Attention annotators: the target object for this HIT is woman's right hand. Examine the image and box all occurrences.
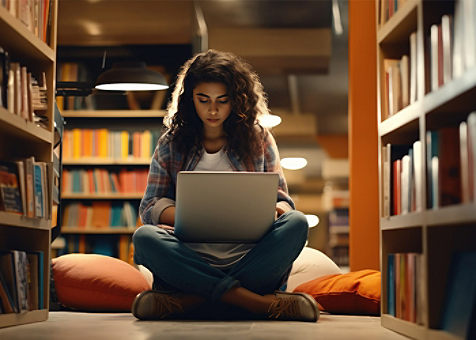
[159,206,176,226]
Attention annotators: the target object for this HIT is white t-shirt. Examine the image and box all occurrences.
[185,147,255,269]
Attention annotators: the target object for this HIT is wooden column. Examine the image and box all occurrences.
[348,0,380,271]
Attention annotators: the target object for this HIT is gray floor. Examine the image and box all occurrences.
[0,312,409,339]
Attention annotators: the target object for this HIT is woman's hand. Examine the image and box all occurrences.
[159,206,175,226]
[275,206,285,220]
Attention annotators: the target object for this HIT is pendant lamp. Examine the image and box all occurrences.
[94,62,169,91]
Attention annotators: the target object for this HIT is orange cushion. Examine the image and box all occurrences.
[293,269,381,315]
[52,254,151,311]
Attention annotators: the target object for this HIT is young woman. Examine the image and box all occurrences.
[132,49,319,322]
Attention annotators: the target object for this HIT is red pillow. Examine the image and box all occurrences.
[52,254,151,311]
[294,269,381,315]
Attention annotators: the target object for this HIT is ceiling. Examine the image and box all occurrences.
[57,0,349,200]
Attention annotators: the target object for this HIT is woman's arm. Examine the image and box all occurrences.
[262,129,295,214]
[139,135,177,225]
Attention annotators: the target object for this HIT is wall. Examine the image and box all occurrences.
[348,0,380,271]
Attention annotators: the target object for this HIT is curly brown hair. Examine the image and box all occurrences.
[164,49,270,163]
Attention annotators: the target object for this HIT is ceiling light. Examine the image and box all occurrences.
[305,214,320,228]
[258,114,282,128]
[281,157,308,170]
[94,62,169,91]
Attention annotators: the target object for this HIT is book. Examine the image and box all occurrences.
[459,121,470,203]
[409,32,417,103]
[24,156,35,217]
[12,250,29,312]
[401,155,410,214]
[430,24,439,91]
[393,159,402,215]
[26,252,39,310]
[453,0,465,78]
[14,160,26,215]
[462,0,476,69]
[400,55,409,108]
[0,251,18,313]
[426,131,439,208]
[33,162,44,217]
[0,46,8,109]
[431,156,439,208]
[0,270,15,313]
[0,160,23,214]
[438,127,461,206]
[441,15,453,85]
[387,253,395,316]
[412,141,422,211]
[441,251,476,338]
[467,112,476,202]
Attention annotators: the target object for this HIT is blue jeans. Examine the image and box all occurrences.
[133,210,308,302]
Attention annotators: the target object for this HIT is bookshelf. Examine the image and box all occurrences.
[377,0,476,339]
[0,1,57,327]
[57,110,164,262]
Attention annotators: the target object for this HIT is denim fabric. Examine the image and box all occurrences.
[133,210,308,302]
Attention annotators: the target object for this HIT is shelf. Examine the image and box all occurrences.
[423,67,476,115]
[61,227,136,234]
[61,193,143,200]
[425,204,476,227]
[381,212,424,230]
[61,110,167,118]
[328,225,349,233]
[381,314,426,340]
[62,158,151,165]
[0,309,48,328]
[0,108,53,144]
[0,6,55,63]
[379,102,421,137]
[0,212,51,230]
[377,0,419,45]
[426,329,461,340]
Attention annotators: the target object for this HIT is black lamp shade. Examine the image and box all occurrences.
[94,62,169,91]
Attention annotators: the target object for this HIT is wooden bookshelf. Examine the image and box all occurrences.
[62,158,151,165]
[62,109,166,118]
[61,228,135,234]
[377,0,476,339]
[61,193,143,200]
[0,0,57,328]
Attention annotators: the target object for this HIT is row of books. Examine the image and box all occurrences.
[429,15,454,92]
[387,252,423,324]
[382,141,422,216]
[427,113,476,208]
[328,208,349,234]
[0,157,53,219]
[56,62,93,111]
[1,0,53,45]
[382,32,417,120]
[55,235,133,264]
[62,201,140,229]
[0,250,44,314]
[62,168,148,195]
[378,0,408,26]
[62,128,161,161]
[0,46,48,128]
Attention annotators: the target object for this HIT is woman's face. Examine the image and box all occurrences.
[193,82,231,133]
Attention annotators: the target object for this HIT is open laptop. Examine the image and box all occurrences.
[174,171,279,243]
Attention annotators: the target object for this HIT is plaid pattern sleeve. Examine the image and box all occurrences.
[139,134,180,225]
[262,130,295,211]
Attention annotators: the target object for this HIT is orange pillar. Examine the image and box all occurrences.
[348,0,380,271]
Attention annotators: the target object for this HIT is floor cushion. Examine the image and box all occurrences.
[286,247,342,292]
[52,253,152,311]
[293,269,381,315]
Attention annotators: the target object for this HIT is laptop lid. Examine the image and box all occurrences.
[174,171,279,243]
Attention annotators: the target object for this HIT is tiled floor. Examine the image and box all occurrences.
[0,312,408,339]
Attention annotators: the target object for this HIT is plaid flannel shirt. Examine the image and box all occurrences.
[139,127,295,225]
